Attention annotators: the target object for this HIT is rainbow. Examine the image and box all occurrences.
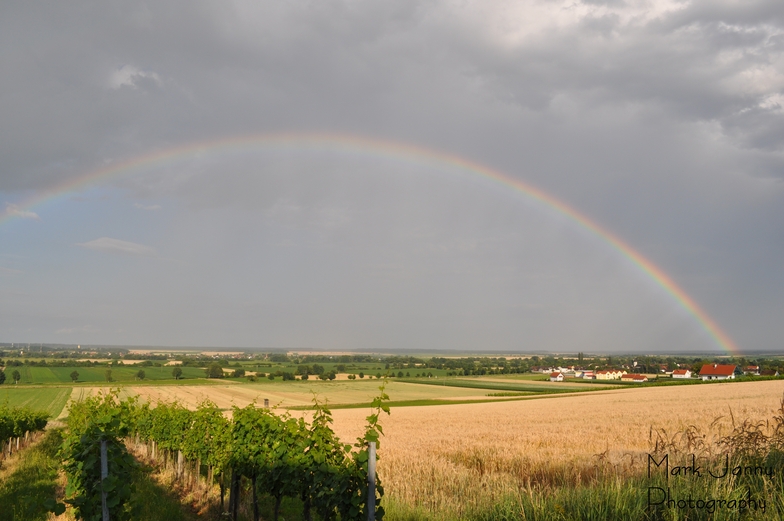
[0,133,740,354]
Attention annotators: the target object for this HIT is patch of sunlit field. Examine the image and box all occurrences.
[92,380,504,410]
[325,380,784,516]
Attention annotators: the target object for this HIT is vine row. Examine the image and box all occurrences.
[0,405,48,457]
[63,386,390,521]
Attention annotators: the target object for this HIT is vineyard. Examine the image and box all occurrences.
[0,405,48,457]
[55,387,390,521]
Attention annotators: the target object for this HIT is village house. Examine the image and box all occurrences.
[699,364,737,381]
[549,372,564,382]
[595,369,626,380]
[672,369,692,379]
[760,369,780,377]
[744,365,760,376]
[621,373,648,383]
[581,370,595,380]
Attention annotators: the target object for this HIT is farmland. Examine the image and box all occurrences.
[0,387,72,418]
[15,365,212,384]
[5,349,784,519]
[70,379,553,410]
[24,374,784,520]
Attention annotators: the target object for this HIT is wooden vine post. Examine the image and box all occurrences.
[101,439,110,521]
[367,441,376,521]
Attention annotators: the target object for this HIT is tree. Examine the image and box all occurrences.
[359,372,364,379]
[12,370,21,384]
[206,362,224,379]
[232,368,246,378]
[104,369,112,382]
[172,367,183,380]
[70,370,79,382]
[136,369,146,380]
[0,370,5,385]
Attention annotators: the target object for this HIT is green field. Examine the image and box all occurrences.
[0,387,72,418]
[15,365,209,384]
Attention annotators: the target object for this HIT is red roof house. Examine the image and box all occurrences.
[699,364,736,381]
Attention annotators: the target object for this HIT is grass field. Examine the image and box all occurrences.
[0,387,72,418]
[14,366,210,384]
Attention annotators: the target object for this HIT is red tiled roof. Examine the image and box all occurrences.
[622,374,647,380]
[699,364,736,376]
[672,369,689,375]
[550,372,562,378]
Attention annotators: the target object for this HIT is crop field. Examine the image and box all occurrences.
[0,387,72,418]
[122,379,514,409]
[401,376,610,393]
[320,379,784,517]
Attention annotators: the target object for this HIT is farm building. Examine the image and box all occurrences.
[744,366,760,375]
[760,369,780,377]
[621,374,648,383]
[672,369,692,379]
[581,370,595,380]
[699,364,736,381]
[549,372,564,382]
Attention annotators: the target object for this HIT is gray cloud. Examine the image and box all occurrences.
[134,203,162,211]
[0,0,782,351]
[76,237,156,256]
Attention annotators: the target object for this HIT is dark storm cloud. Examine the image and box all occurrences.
[1,0,783,350]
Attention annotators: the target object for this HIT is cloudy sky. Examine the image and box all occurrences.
[1,0,782,353]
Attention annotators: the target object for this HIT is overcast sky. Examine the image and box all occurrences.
[1,0,783,353]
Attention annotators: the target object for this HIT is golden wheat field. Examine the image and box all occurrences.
[323,380,784,515]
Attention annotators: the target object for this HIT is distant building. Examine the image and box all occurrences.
[760,369,780,377]
[549,372,564,382]
[699,364,736,381]
[672,369,692,379]
[744,366,760,376]
[621,374,648,383]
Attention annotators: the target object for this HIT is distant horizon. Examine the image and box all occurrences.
[3,341,776,358]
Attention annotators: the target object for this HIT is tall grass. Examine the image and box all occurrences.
[0,429,62,521]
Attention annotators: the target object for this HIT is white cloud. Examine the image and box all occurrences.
[4,203,39,220]
[109,65,162,90]
[76,237,156,256]
[134,203,162,211]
